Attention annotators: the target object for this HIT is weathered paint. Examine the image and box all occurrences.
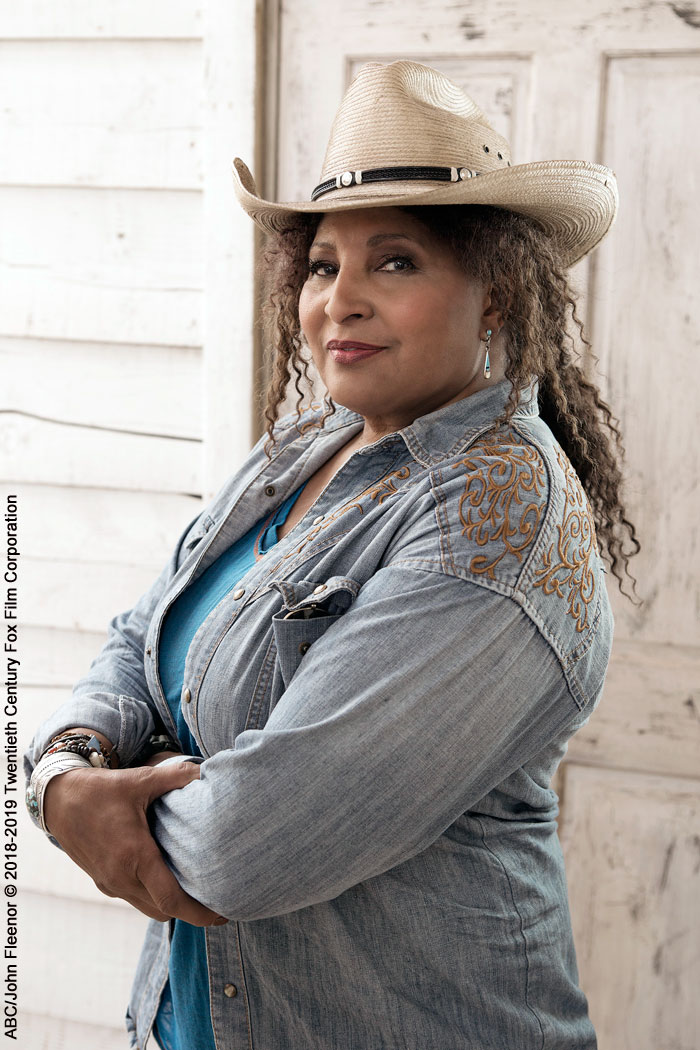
[274,4,700,1047]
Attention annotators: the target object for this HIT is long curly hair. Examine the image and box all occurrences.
[260,204,640,596]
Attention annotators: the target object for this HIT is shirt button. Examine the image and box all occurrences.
[298,642,310,656]
[224,983,238,998]
[183,687,191,704]
[264,485,276,497]
[312,515,324,525]
[233,588,245,600]
[313,584,327,595]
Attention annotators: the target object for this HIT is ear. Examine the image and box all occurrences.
[481,283,507,336]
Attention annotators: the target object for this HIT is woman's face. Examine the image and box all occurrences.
[298,207,499,440]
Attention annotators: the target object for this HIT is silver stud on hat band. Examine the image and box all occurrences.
[313,164,483,202]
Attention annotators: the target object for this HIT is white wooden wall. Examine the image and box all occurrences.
[1,2,258,1046]
[271,3,700,1049]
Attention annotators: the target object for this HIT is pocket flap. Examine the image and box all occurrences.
[270,577,360,688]
[271,575,360,618]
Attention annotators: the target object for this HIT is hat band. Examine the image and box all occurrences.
[310,164,481,202]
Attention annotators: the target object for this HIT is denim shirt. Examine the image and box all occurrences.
[26,380,611,1050]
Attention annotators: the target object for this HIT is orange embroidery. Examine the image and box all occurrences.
[354,466,412,507]
[297,405,328,436]
[455,431,546,579]
[533,449,597,633]
[280,465,411,562]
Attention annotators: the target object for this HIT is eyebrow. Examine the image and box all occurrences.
[310,232,424,251]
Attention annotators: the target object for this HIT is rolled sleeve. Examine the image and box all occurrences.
[24,510,205,780]
[150,566,583,920]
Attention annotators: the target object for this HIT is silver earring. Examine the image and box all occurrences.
[483,329,492,379]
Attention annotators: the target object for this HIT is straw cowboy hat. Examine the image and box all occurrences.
[232,60,618,267]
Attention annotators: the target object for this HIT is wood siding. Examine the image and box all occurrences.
[4,2,258,1045]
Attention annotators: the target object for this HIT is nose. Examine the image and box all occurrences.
[323,266,374,324]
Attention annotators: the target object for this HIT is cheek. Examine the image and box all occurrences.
[297,289,326,377]
[397,294,466,351]
[298,285,320,341]
[439,287,482,346]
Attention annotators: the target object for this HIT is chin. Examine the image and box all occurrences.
[324,381,385,417]
[329,395,378,417]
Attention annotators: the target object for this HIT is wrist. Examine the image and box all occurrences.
[131,733,181,767]
[47,728,118,768]
[26,752,92,833]
[27,729,116,834]
[42,766,96,837]
[144,750,184,767]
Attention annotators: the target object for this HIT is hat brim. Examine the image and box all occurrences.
[232,157,617,269]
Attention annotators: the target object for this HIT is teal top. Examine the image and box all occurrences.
[154,484,306,1050]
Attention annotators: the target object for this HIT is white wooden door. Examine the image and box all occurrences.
[270,4,700,1047]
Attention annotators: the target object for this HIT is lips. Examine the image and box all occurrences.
[327,340,388,364]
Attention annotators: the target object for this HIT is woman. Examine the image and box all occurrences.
[26,61,638,1049]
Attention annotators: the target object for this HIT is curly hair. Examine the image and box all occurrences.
[259,204,640,596]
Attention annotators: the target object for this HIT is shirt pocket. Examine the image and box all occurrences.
[270,576,360,690]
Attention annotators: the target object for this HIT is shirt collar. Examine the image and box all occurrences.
[326,380,539,468]
[400,379,539,467]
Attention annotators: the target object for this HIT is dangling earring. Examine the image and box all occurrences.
[483,329,492,379]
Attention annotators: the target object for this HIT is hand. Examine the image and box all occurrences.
[144,750,185,767]
[43,762,228,926]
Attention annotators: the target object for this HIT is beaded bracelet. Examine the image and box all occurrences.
[43,732,116,769]
[27,732,116,834]
[130,732,181,767]
[148,733,180,755]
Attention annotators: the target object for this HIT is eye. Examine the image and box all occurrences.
[378,255,416,273]
[308,259,337,277]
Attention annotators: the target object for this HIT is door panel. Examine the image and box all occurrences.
[271,4,700,1046]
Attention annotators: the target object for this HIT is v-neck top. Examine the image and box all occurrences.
[158,484,306,754]
[154,483,306,1050]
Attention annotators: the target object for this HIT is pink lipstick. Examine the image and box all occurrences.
[327,340,387,364]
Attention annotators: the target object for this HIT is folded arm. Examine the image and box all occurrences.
[42,758,227,925]
[24,510,224,924]
[24,506,211,775]
[150,565,583,920]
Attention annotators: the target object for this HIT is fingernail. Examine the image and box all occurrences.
[213,917,229,926]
